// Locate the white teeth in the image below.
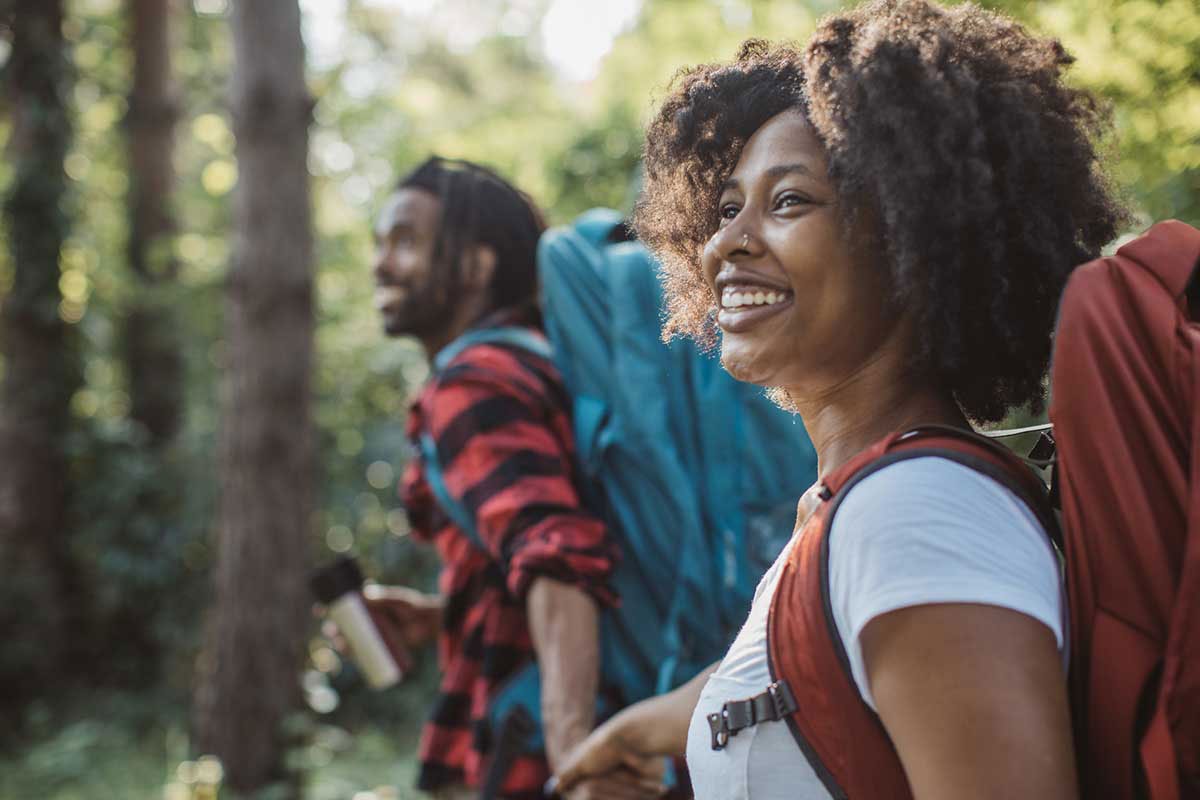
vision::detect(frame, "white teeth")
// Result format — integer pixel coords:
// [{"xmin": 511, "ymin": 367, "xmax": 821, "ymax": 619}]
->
[
  {"xmin": 375, "ymin": 286, "xmax": 406, "ymax": 307},
  {"xmin": 721, "ymin": 287, "xmax": 789, "ymax": 309}
]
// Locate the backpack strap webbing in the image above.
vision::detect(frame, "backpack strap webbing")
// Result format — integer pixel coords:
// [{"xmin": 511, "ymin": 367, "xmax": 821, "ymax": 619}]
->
[{"xmin": 432, "ymin": 326, "xmax": 553, "ymax": 372}]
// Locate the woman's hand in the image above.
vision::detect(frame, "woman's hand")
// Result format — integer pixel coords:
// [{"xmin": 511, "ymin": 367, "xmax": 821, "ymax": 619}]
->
[
  {"xmin": 553, "ymin": 660, "xmax": 718, "ymax": 796},
  {"xmin": 552, "ymin": 714, "xmax": 666, "ymax": 795}
]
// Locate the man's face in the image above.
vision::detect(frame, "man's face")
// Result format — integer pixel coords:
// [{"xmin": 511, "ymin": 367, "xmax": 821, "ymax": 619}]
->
[{"xmin": 372, "ymin": 187, "xmax": 448, "ymax": 338}]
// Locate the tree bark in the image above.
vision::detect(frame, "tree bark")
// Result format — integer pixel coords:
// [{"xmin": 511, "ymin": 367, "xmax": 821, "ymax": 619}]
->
[
  {"xmin": 0, "ymin": 0, "xmax": 82, "ymax": 715},
  {"xmin": 124, "ymin": 0, "xmax": 182, "ymax": 446},
  {"xmin": 193, "ymin": 1, "xmax": 315, "ymax": 795}
]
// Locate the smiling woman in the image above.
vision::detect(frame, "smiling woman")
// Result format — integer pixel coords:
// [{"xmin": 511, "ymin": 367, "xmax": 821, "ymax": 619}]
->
[
  {"xmin": 552, "ymin": 2, "xmax": 1130, "ymax": 799},
  {"xmin": 637, "ymin": 23, "xmax": 1127, "ymax": 422},
  {"xmin": 700, "ymin": 112, "xmax": 893, "ymax": 391}
]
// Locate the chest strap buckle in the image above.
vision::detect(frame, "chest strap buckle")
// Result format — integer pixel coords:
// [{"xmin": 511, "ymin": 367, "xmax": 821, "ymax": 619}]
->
[{"xmin": 707, "ymin": 680, "xmax": 798, "ymax": 751}]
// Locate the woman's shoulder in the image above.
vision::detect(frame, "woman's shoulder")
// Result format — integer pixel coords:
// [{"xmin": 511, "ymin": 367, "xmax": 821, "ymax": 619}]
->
[
  {"xmin": 833, "ymin": 454, "xmax": 1043, "ymax": 533},
  {"xmin": 828, "ymin": 454, "xmax": 1058, "ymax": 588},
  {"xmin": 827, "ymin": 454, "xmax": 1064, "ymax": 643},
  {"xmin": 825, "ymin": 455, "xmax": 1066, "ymax": 707}
]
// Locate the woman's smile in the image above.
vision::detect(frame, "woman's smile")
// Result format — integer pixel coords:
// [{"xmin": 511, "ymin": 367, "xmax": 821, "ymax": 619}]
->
[{"xmin": 716, "ymin": 288, "xmax": 795, "ymax": 332}]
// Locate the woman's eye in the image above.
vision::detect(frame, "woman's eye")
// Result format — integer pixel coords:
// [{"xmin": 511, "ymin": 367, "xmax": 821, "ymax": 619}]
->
[
  {"xmin": 775, "ymin": 192, "xmax": 809, "ymax": 210},
  {"xmin": 718, "ymin": 203, "xmax": 740, "ymax": 221}
]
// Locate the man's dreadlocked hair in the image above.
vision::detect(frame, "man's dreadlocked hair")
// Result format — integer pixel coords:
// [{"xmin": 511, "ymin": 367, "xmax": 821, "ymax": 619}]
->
[
  {"xmin": 399, "ymin": 156, "xmax": 546, "ymax": 317},
  {"xmin": 635, "ymin": 0, "xmax": 1130, "ymax": 423}
]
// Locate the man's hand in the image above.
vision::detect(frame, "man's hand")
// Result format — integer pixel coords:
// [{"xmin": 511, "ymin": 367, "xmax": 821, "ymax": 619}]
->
[
  {"xmin": 552, "ymin": 712, "xmax": 665, "ymax": 797},
  {"xmin": 552, "ymin": 660, "xmax": 717, "ymax": 797},
  {"xmin": 323, "ymin": 585, "xmax": 442, "ymax": 673}
]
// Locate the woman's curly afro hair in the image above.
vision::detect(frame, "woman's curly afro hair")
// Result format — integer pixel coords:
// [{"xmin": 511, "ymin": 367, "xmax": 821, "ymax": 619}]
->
[{"xmin": 635, "ymin": 0, "xmax": 1129, "ymax": 423}]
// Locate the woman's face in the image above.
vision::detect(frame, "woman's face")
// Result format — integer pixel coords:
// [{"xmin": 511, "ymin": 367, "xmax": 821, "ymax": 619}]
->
[{"xmin": 703, "ymin": 110, "xmax": 898, "ymax": 391}]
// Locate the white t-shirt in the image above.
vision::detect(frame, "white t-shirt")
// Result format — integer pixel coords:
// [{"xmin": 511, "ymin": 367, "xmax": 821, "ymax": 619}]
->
[{"xmin": 684, "ymin": 457, "xmax": 1065, "ymax": 800}]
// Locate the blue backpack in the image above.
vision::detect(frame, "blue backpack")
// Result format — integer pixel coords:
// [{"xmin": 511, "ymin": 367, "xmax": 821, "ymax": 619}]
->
[{"xmin": 420, "ymin": 209, "xmax": 817, "ymax": 756}]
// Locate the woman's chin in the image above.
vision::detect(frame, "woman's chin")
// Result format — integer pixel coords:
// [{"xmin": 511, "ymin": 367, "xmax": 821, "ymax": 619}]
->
[{"xmin": 719, "ymin": 346, "xmax": 777, "ymax": 386}]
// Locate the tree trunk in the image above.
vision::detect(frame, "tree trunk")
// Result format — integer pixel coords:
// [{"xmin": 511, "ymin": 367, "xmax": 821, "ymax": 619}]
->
[
  {"xmin": 193, "ymin": 0, "xmax": 314, "ymax": 795},
  {"xmin": 0, "ymin": 0, "xmax": 82, "ymax": 716},
  {"xmin": 124, "ymin": 0, "xmax": 182, "ymax": 446},
  {"xmin": 101, "ymin": 0, "xmax": 185, "ymax": 690}
]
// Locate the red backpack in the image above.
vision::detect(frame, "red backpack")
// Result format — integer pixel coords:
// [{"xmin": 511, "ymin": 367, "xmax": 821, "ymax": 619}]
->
[
  {"xmin": 1051, "ymin": 219, "xmax": 1200, "ymax": 800},
  {"xmin": 708, "ymin": 221, "xmax": 1200, "ymax": 798}
]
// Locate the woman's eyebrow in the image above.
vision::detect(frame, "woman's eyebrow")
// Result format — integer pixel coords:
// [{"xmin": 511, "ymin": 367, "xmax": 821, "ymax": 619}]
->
[
  {"xmin": 721, "ymin": 162, "xmax": 816, "ymax": 194},
  {"xmin": 764, "ymin": 163, "xmax": 815, "ymax": 181}
]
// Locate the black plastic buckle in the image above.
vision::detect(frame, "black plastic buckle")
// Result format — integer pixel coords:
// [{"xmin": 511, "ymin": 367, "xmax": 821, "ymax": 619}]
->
[
  {"xmin": 767, "ymin": 680, "xmax": 798, "ymax": 718},
  {"xmin": 707, "ymin": 710, "xmax": 730, "ymax": 750},
  {"xmin": 708, "ymin": 681, "xmax": 798, "ymax": 751},
  {"xmin": 1028, "ymin": 430, "xmax": 1056, "ymax": 463}
]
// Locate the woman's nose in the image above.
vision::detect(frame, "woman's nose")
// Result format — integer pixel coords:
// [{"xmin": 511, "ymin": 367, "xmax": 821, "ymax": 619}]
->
[{"xmin": 711, "ymin": 221, "xmax": 756, "ymax": 263}]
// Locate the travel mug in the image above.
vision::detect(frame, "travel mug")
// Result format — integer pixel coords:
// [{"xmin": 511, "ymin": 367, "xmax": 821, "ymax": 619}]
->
[{"xmin": 310, "ymin": 557, "xmax": 402, "ymax": 689}]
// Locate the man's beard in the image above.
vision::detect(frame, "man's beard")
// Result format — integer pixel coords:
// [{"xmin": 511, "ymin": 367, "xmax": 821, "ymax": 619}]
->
[{"xmin": 379, "ymin": 280, "xmax": 451, "ymax": 339}]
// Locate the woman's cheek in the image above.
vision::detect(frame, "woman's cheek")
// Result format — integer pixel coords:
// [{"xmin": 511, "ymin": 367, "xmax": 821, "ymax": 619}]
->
[{"xmin": 700, "ymin": 237, "xmax": 722, "ymax": 291}]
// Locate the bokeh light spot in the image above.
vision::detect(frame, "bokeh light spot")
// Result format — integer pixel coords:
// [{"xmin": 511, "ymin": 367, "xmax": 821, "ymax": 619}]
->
[
  {"xmin": 194, "ymin": 0, "xmax": 229, "ymax": 16},
  {"xmin": 178, "ymin": 233, "xmax": 209, "ymax": 263},
  {"xmin": 195, "ymin": 755, "xmax": 224, "ymax": 785},
  {"xmin": 366, "ymin": 460, "xmax": 394, "ymax": 489},
  {"xmin": 176, "ymin": 761, "xmax": 197, "ymax": 784},
  {"xmin": 59, "ymin": 299, "xmax": 86, "ymax": 324},
  {"xmin": 60, "ymin": 269, "xmax": 90, "ymax": 303},
  {"xmin": 201, "ymin": 160, "xmax": 238, "ymax": 196},
  {"xmin": 386, "ymin": 509, "xmax": 410, "ymax": 538},
  {"xmin": 64, "ymin": 153, "xmax": 91, "ymax": 181},
  {"xmin": 71, "ymin": 389, "xmax": 100, "ymax": 418},
  {"xmin": 311, "ymin": 645, "xmax": 340, "ymax": 674},
  {"xmin": 193, "ymin": 113, "xmax": 233, "ymax": 152},
  {"xmin": 326, "ymin": 524, "xmax": 354, "ymax": 552}
]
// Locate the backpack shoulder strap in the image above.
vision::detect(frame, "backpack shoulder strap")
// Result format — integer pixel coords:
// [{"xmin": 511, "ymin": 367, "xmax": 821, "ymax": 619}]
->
[
  {"xmin": 432, "ymin": 326, "xmax": 553, "ymax": 373},
  {"xmin": 862, "ymin": 425, "xmax": 1059, "ymax": 540},
  {"xmin": 765, "ymin": 427, "xmax": 1060, "ymax": 800}
]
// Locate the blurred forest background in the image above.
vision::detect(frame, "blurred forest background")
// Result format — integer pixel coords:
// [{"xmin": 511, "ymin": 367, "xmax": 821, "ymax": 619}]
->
[{"xmin": 0, "ymin": 0, "xmax": 1196, "ymax": 798}]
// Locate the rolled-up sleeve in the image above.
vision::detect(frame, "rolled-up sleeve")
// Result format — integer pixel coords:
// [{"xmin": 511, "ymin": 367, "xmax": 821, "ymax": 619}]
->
[{"xmin": 423, "ymin": 356, "xmax": 618, "ymax": 606}]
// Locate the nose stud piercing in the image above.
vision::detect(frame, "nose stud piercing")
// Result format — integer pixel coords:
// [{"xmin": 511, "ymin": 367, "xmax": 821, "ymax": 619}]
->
[{"xmin": 741, "ymin": 234, "xmax": 750, "ymax": 250}]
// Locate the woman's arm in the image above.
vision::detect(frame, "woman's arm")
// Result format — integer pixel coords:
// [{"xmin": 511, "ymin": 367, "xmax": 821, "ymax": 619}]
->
[
  {"xmin": 862, "ymin": 603, "xmax": 1077, "ymax": 800},
  {"xmin": 552, "ymin": 660, "xmax": 719, "ymax": 792}
]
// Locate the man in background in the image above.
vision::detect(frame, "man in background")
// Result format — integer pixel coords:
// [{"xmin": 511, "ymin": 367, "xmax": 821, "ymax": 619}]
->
[{"xmin": 362, "ymin": 157, "xmax": 653, "ymax": 800}]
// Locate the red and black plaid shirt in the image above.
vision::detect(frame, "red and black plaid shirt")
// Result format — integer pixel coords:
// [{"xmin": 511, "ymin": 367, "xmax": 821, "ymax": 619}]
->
[{"xmin": 402, "ymin": 313, "xmax": 617, "ymax": 797}]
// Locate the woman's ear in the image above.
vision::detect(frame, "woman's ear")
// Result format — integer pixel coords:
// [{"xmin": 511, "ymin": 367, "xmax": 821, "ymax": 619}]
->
[{"xmin": 462, "ymin": 244, "xmax": 497, "ymax": 292}]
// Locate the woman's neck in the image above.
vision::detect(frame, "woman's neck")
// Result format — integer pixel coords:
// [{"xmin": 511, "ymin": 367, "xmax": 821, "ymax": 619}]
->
[{"xmin": 784, "ymin": 343, "xmax": 970, "ymax": 478}]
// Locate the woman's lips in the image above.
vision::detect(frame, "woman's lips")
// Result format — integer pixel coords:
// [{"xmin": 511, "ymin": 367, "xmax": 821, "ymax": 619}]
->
[{"xmin": 716, "ymin": 293, "xmax": 794, "ymax": 333}]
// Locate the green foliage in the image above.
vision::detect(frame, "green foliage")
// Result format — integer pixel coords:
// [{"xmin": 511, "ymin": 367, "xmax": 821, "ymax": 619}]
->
[
  {"xmin": 0, "ymin": 688, "xmax": 188, "ymax": 800},
  {"xmin": 2, "ymin": 0, "xmax": 1196, "ymax": 795},
  {"xmin": 1024, "ymin": 0, "xmax": 1200, "ymax": 224},
  {"xmin": 0, "ymin": 687, "xmax": 426, "ymax": 800},
  {"xmin": 66, "ymin": 414, "xmax": 213, "ymax": 688}
]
